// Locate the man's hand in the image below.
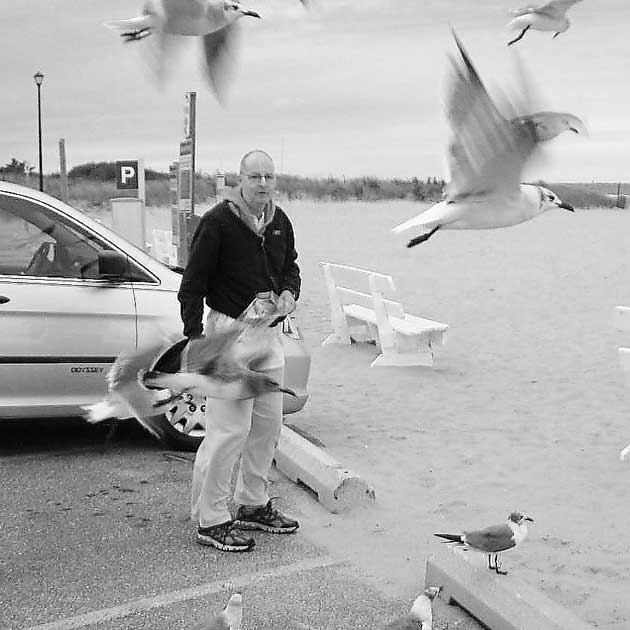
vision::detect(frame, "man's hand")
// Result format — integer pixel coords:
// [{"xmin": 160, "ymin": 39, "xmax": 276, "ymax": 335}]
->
[{"xmin": 276, "ymin": 289, "xmax": 296, "ymax": 316}]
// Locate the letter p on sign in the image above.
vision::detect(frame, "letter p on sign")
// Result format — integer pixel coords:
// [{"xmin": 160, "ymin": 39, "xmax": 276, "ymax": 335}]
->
[{"xmin": 116, "ymin": 160, "xmax": 139, "ymax": 189}]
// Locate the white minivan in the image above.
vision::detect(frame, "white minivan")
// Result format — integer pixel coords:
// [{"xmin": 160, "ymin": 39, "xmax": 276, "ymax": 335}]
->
[{"xmin": 0, "ymin": 181, "xmax": 310, "ymax": 450}]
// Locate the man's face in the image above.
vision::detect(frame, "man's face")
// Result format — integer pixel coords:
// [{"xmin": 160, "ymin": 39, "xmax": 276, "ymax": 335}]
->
[{"xmin": 240, "ymin": 153, "xmax": 276, "ymax": 208}]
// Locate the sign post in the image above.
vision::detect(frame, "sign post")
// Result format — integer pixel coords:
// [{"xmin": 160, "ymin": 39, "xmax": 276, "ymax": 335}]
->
[{"xmin": 111, "ymin": 159, "xmax": 147, "ymax": 250}]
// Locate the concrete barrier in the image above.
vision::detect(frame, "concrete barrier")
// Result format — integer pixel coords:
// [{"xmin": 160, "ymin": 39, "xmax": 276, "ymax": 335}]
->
[
  {"xmin": 274, "ymin": 425, "xmax": 375, "ymax": 513},
  {"xmin": 425, "ymin": 545, "xmax": 594, "ymax": 630}
]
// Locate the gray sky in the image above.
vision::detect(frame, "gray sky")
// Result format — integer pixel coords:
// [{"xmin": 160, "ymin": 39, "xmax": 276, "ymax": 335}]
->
[{"xmin": 2, "ymin": 0, "xmax": 627, "ymax": 180}]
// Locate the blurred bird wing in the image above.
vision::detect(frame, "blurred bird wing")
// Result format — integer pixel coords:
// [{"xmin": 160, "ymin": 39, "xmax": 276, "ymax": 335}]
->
[
  {"xmin": 108, "ymin": 338, "xmax": 176, "ymax": 392},
  {"xmin": 184, "ymin": 326, "xmax": 246, "ymax": 374},
  {"xmin": 140, "ymin": 29, "xmax": 189, "ymax": 85},
  {"xmin": 201, "ymin": 23, "xmax": 240, "ymax": 105},
  {"xmin": 161, "ymin": 0, "xmax": 207, "ymax": 20},
  {"xmin": 509, "ymin": 4, "xmax": 538, "ymax": 16},
  {"xmin": 445, "ymin": 31, "xmax": 536, "ymax": 199},
  {"xmin": 536, "ymin": 0, "xmax": 582, "ymax": 18}
]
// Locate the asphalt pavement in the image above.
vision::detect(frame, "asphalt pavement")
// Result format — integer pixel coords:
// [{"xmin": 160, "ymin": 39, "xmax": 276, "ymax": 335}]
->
[{"xmin": 1, "ymin": 419, "xmax": 480, "ymax": 630}]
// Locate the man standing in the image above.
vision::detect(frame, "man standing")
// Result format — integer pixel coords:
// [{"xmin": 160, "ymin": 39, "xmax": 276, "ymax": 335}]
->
[{"xmin": 178, "ymin": 149, "xmax": 301, "ymax": 552}]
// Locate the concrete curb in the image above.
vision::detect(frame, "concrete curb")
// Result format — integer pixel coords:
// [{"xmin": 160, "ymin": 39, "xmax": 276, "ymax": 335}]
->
[
  {"xmin": 425, "ymin": 546, "xmax": 594, "ymax": 630},
  {"xmin": 274, "ymin": 425, "xmax": 376, "ymax": 513}
]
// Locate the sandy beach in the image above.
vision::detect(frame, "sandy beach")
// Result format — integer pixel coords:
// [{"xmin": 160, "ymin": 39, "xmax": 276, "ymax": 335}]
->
[
  {"xmin": 106, "ymin": 198, "xmax": 629, "ymax": 627},
  {"xmin": 281, "ymin": 200, "xmax": 629, "ymax": 629}
]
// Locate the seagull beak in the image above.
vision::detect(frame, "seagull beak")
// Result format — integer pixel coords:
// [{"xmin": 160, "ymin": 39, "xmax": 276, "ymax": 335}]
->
[
  {"xmin": 525, "ymin": 516, "xmax": 534, "ymax": 522},
  {"xmin": 558, "ymin": 202, "xmax": 574, "ymax": 212},
  {"xmin": 242, "ymin": 9, "xmax": 260, "ymax": 17},
  {"xmin": 569, "ymin": 126, "xmax": 580, "ymax": 134}
]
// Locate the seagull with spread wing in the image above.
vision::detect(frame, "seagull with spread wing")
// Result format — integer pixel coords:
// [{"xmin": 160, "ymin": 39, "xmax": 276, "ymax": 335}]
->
[
  {"xmin": 104, "ymin": 0, "xmax": 262, "ymax": 102},
  {"xmin": 435, "ymin": 511, "xmax": 534, "ymax": 575},
  {"xmin": 83, "ymin": 313, "xmax": 293, "ymax": 438},
  {"xmin": 507, "ymin": 0, "xmax": 584, "ymax": 46},
  {"xmin": 142, "ymin": 316, "xmax": 296, "ymax": 400},
  {"xmin": 392, "ymin": 30, "xmax": 582, "ymax": 248}
]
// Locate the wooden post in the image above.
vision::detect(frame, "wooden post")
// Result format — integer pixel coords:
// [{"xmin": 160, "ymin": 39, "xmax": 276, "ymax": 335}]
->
[{"xmin": 58, "ymin": 138, "xmax": 69, "ymax": 203}]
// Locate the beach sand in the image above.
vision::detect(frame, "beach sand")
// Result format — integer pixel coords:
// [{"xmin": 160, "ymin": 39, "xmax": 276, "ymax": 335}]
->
[
  {"xmin": 279, "ymin": 200, "xmax": 630, "ymax": 629},
  {"xmin": 112, "ymin": 199, "xmax": 629, "ymax": 627}
]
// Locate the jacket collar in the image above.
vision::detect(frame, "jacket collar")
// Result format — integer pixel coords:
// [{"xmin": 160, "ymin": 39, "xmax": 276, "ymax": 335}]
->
[{"xmin": 223, "ymin": 186, "xmax": 276, "ymax": 235}]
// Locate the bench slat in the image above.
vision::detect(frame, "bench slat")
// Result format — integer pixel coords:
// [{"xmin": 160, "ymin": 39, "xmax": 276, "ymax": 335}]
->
[{"xmin": 344, "ymin": 303, "xmax": 447, "ymax": 334}]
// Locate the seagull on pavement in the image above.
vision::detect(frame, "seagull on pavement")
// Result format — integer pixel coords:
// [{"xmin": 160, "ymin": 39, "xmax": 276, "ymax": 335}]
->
[
  {"xmin": 507, "ymin": 0, "xmax": 584, "ymax": 46},
  {"xmin": 104, "ymin": 0, "xmax": 262, "ymax": 102},
  {"xmin": 392, "ymin": 30, "xmax": 581, "ymax": 248},
  {"xmin": 434, "ymin": 511, "xmax": 533, "ymax": 575},
  {"xmin": 382, "ymin": 587, "xmax": 442, "ymax": 630},
  {"xmin": 191, "ymin": 593, "xmax": 243, "ymax": 630}
]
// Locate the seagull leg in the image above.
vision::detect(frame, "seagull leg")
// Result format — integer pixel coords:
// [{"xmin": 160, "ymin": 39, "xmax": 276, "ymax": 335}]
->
[
  {"xmin": 121, "ymin": 28, "xmax": 152, "ymax": 42},
  {"xmin": 407, "ymin": 225, "xmax": 441, "ymax": 248},
  {"xmin": 487, "ymin": 554, "xmax": 493, "ymax": 570},
  {"xmin": 552, "ymin": 31, "xmax": 560, "ymax": 38},
  {"xmin": 494, "ymin": 554, "xmax": 508, "ymax": 575},
  {"xmin": 507, "ymin": 25, "xmax": 530, "ymax": 46}
]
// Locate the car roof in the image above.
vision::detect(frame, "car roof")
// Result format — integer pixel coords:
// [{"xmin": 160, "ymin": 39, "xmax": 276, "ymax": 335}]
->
[{"xmin": 0, "ymin": 180, "xmax": 181, "ymax": 285}]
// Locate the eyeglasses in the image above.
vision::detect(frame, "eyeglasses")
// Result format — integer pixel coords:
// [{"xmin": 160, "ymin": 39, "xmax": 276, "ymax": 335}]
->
[{"xmin": 245, "ymin": 173, "xmax": 276, "ymax": 182}]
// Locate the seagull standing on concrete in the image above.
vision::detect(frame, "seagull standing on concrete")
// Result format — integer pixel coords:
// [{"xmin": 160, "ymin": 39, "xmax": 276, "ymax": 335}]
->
[
  {"xmin": 507, "ymin": 0, "xmax": 584, "ymax": 46},
  {"xmin": 104, "ymin": 0, "xmax": 261, "ymax": 102},
  {"xmin": 392, "ymin": 30, "xmax": 581, "ymax": 248},
  {"xmin": 191, "ymin": 593, "xmax": 243, "ymax": 630},
  {"xmin": 434, "ymin": 511, "xmax": 534, "ymax": 575},
  {"xmin": 382, "ymin": 587, "xmax": 442, "ymax": 630}
]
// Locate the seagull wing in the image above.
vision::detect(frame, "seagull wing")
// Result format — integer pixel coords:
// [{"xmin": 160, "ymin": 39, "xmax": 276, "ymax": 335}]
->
[
  {"xmin": 536, "ymin": 0, "xmax": 583, "ymax": 18},
  {"xmin": 201, "ymin": 23, "xmax": 240, "ymax": 105},
  {"xmin": 464, "ymin": 523, "xmax": 516, "ymax": 552},
  {"xmin": 161, "ymin": 0, "xmax": 207, "ymax": 21},
  {"xmin": 509, "ymin": 4, "xmax": 538, "ymax": 17},
  {"xmin": 445, "ymin": 31, "xmax": 537, "ymax": 200}
]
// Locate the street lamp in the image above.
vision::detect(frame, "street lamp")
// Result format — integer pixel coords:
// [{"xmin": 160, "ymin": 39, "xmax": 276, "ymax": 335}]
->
[{"xmin": 33, "ymin": 71, "xmax": 44, "ymax": 192}]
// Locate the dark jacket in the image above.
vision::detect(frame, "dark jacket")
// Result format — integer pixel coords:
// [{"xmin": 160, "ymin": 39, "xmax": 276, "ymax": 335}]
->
[{"xmin": 177, "ymin": 197, "xmax": 301, "ymax": 338}]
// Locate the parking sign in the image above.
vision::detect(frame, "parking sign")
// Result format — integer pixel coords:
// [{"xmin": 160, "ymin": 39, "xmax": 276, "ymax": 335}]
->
[{"xmin": 116, "ymin": 160, "xmax": 139, "ymax": 189}]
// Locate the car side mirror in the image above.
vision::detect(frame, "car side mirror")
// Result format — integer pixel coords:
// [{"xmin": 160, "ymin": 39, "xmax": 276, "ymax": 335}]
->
[{"xmin": 98, "ymin": 250, "xmax": 128, "ymax": 280}]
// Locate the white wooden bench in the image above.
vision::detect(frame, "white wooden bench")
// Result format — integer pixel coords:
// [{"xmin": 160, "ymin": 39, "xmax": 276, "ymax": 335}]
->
[
  {"xmin": 615, "ymin": 306, "xmax": 630, "ymax": 461},
  {"xmin": 616, "ymin": 306, "xmax": 630, "ymax": 373},
  {"xmin": 320, "ymin": 262, "xmax": 448, "ymax": 367}
]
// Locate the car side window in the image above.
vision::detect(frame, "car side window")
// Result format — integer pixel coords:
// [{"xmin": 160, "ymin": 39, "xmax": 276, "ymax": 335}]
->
[{"xmin": 0, "ymin": 193, "xmax": 154, "ymax": 282}]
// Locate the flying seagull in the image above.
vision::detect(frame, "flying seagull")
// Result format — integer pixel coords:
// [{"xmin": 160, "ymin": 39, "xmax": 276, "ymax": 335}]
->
[
  {"xmin": 392, "ymin": 30, "xmax": 582, "ymax": 248},
  {"xmin": 191, "ymin": 593, "xmax": 243, "ymax": 630},
  {"xmin": 142, "ymin": 317, "xmax": 296, "ymax": 400},
  {"xmin": 434, "ymin": 511, "xmax": 533, "ymax": 575},
  {"xmin": 382, "ymin": 587, "xmax": 442, "ymax": 630},
  {"xmin": 83, "ymin": 314, "xmax": 294, "ymax": 438},
  {"xmin": 507, "ymin": 0, "xmax": 584, "ymax": 46},
  {"xmin": 104, "ymin": 0, "xmax": 262, "ymax": 102}
]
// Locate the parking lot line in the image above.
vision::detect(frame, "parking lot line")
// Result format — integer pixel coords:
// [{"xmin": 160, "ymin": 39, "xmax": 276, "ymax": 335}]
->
[{"xmin": 23, "ymin": 556, "xmax": 344, "ymax": 630}]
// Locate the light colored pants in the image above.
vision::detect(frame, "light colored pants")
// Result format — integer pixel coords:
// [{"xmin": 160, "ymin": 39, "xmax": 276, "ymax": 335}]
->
[{"xmin": 191, "ymin": 309, "xmax": 285, "ymax": 528}]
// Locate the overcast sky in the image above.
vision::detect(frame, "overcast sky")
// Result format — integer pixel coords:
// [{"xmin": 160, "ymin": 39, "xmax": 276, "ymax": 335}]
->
[{"xmin": 2, "ymin": 0, "xmax": 628, "ymax": 180}]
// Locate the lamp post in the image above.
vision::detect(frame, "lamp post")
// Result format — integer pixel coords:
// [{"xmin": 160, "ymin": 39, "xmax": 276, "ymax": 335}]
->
[{"xmin": 33, "ymin": 71, "xmax": 44, "ymax": 192}]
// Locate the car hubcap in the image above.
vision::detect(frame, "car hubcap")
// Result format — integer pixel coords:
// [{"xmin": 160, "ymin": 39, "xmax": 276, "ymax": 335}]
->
[{"xmin": 163, "ymin": 392, "xmax": 206, "ymax": 439}]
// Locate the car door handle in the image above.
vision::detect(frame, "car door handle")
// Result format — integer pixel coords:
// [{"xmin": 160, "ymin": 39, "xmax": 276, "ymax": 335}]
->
[{"xmin": 0, "ymin": 295, "xmax": 10, "ymax": 304}]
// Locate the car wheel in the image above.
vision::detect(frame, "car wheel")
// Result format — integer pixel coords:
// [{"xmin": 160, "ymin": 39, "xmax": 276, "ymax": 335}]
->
[{"xmin": 147, "ymin": 392, "xmax": 206, "ymax": 452}]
